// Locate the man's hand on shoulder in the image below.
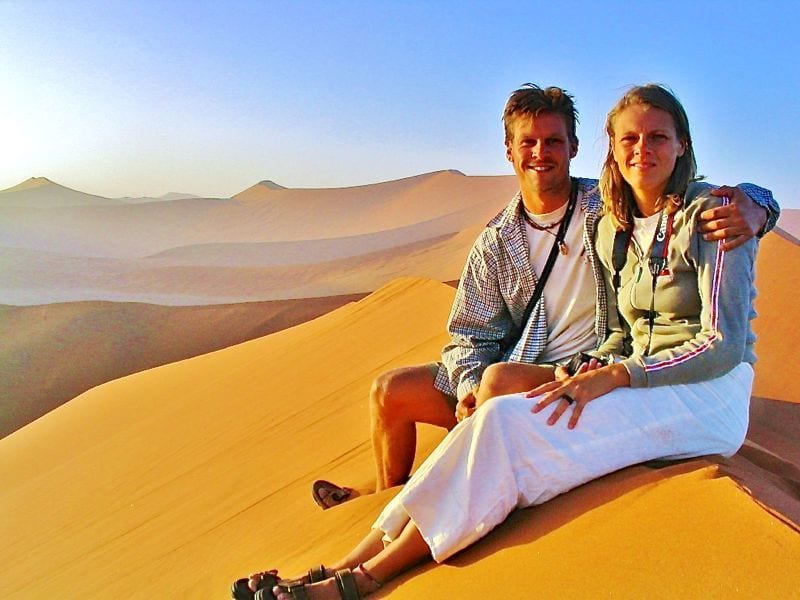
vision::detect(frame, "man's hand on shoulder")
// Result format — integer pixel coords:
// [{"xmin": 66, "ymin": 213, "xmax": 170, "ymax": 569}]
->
[{"xmin": 698, "ymin": 185, "xmax": 767, "ymax": 251}]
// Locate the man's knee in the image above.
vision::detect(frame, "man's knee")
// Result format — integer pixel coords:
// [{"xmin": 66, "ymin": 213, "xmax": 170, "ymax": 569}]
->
[
  {"xmin": 370, "ymin": 365, "xmax": 440, "ymax": 424},
  {"xmin": 478, "ymin": 363, "xmax": 514, "ymax": 401},
  {"xmin": 478, "ymin": 362, "xmax": 553, "ymax": 404},
  {"xmin": 370, "ymin": 368, "xmax": 414, "ymax": 419},
  {"xmin": 370, "ymin": 370, "xmax": 392, "ymax": 415}
]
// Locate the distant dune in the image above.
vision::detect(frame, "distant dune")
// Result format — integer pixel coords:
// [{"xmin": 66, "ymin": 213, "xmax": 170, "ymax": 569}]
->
[
  {"xmin": 0, "ymin": 171, "xmax": 516, "ymax": 304},
  {"xmin": 0, "ymin": 177, "xmax": 120, "ymax": 207},
  {"xmin": 777, "ymin": 208, "xmax": 800, "ymax": 242},
  {"xmin": 1, "ymin": 278, "xmax": 797, "ymax": 599},
  {"xmin": 0, "ymin": 293, "xmax": 365, "ymax": 437}
]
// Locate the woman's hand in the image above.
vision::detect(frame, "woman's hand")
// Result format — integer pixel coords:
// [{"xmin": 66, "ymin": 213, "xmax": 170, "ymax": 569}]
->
[{"xmin": 528, "ymin": 363, "xmax": 631, "ymax": 429}]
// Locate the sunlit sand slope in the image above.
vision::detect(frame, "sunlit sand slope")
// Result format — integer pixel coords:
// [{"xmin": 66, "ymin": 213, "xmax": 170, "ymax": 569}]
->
[
  {"xmin": 0, "ymin": 293, "xmax": 366, "ymax": 437},
  {"xmin": 751, "ymin": 232, "xmax": 800, "ymax": 402},
  {"xmin": 1, "ymin": 278, "xmax": 798, "ymax": 599}
]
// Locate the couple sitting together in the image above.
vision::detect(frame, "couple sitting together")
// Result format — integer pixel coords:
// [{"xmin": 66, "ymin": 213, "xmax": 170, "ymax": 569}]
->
[{"xmin": 232, "ymin": 82, "xmax": 779, "ymax": 600}]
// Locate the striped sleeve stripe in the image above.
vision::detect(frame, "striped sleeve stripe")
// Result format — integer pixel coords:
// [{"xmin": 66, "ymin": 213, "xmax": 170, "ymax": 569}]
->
[{"xmin": 645, "ymin": 197, "xmax": 729, "ymax": 373}]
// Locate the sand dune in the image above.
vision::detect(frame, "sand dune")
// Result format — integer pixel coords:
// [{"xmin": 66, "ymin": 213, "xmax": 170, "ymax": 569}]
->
[
  {"xmin": 0, "ymin": 293, "xmax": 366, "ymax": 438},
  {"xmin": 777, "ymin": 208, "xmax": 800, "ymax": 242},
  {"xmin": 0, "ymin": 225, "xmax": 482, "ymax": 305},
  {"xmin": 232, "ymin": 171, "xmax": 518, "ymax": 236},
  {"xmin": 0, "ymin": 171, "xmax": 515, "ymax": 259},
  {"xmin": 2, "ymin": 173, "xmax": 798, "ymax": 597},
  {"xmin": 750, "ymin": 233, "xmax": 800, "ymax": 402},
  {"xmin": 0, "ymin": 171, "xmax": 515, "ymax": 306},
  {"xmin": 1, "ymin": 278, "xmax": 798, "ymax": 599},
  {"xmin": 0, "ymin": 177, "xmax": 120, "ymax": 207}
]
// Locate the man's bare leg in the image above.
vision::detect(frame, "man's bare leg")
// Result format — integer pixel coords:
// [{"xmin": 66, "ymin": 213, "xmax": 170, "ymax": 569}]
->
[
  {"xmin": 370, "ymin": 365, "xmax": 456, "ymax": 491},
  {"xmin": 474, "ymin": 362, "xmax": 556, "ymax": 407}
]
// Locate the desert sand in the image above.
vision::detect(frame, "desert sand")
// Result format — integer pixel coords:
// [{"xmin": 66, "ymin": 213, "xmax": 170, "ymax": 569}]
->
[
  {"xmin": 2, "ymin": 268, "xmax": 799, "ymax": 598},
  {"xmin": 1, "ymin": 175, "xmax": 798, "ymax": 598}
]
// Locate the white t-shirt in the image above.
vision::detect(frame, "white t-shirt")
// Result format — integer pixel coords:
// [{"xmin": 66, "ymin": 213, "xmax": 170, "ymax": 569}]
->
[
  {"xmin": 632, "ymin": 212, "xmax": 662, "ymax": 255},
  {"xmin": 523, "ymin": 197, "xmax": 597, "ymax": 363}
]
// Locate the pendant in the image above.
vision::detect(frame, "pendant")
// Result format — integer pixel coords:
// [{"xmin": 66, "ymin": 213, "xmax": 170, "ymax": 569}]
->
[{"xmin": 559, "ymin": 241, "xmax": 569, "ymax": 255}]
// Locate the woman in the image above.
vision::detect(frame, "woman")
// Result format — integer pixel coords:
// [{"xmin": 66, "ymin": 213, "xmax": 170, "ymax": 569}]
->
[{"xmin": 232, "ymin": 84, "xmax": 758, "ymax": 600}]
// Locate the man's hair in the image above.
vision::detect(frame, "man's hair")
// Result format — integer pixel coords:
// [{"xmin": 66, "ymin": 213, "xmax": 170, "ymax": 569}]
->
[
  {"xmin": 599, "ymin": 83, "xmax": 698, "ymax": 230},
  {"xmin": 502, "ymin": 84, "xmax": 579, "ymax": 145}
]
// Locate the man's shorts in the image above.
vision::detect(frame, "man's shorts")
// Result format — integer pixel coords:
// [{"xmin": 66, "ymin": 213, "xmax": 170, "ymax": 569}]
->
[{"xmin": 425, "ymin": 361, "xmax": 458, "ymax": 409}]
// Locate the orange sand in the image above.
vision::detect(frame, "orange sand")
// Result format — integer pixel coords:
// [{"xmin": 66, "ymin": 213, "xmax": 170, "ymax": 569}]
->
[{"xmin": 1, "ymin": 277, "xmax": 798, "ymax": 599}]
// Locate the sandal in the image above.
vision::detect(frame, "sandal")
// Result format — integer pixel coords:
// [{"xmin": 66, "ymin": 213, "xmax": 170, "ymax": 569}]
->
[
  {"xmin": 311, "ymin": 480, "xmax": 353, "ymax": 510},
  {"xmin": 255, "ymin": 569, "xmax": 361, "ymax": 600},
  {"xmin": 232, "ymin": 566, "xmax": 326, "ymax": 600},
  {"xmin": 333, "ymin": 569, "xmax": 362, "ymax": 600},
  {"xmin": 231, "ymin": 570, "xmax": 280, "ymax": 600},
  {"xmin": 266, "ymin": 567, "xmax": 376, "ymax": 600}
]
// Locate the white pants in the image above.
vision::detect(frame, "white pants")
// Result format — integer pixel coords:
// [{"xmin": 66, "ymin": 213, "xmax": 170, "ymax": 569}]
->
[{"xmin": 374, "ymin": 363, "xmax": 753, "ymax": 562}]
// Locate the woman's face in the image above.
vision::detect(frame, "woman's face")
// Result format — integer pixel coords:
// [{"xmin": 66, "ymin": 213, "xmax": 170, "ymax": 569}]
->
[{"xmin": 612, "ymin": 103, "xmax": 686, "ymax": 207}]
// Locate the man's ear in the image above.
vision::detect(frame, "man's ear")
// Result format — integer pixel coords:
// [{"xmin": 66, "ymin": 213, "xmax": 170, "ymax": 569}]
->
[
  {"xmin": 570, "ymin": 139, "xmax": 579, "ymax": 159},
  {"xmin": 505, "ymin": 141, "xmax": 513, "ymax": 162}
]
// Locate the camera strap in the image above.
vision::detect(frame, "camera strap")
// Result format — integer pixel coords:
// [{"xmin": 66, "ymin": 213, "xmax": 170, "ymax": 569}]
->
[{"xmin": 611, "ymin": 209, "xmax": 675, "ymax": 356}]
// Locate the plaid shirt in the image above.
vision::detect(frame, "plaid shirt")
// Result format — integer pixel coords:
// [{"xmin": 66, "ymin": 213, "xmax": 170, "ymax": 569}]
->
[
  {"xmin": 433, "ymin": 179, "xmax": 779, "ymax": 401},
  {"xmin": 434, "ymin": 178, "xmax": 606, "ymax": 400}
]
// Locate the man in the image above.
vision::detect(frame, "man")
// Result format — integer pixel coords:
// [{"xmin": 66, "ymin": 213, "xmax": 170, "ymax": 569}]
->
[{"xmin": 312, "ymin": 84, "xmax": 778, "ymax": 509}]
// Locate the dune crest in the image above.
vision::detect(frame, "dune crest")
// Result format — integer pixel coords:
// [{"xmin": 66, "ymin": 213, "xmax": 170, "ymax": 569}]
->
[{"xmin": 0, "ymin": 177, "xmax": 118, "ymax": 207}]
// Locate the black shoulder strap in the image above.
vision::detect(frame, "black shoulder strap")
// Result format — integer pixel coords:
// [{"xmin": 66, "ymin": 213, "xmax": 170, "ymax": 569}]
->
[
  {"xmin": 611, "ymin": 227, "xmax": 631, "ymax": 292},
  {"xmin": 610, "ymin": 227, "xmax": 633, "ymax": 354},
  {"xmin": 514, "ymin": 178, "xmax": 579, "ymax": 343}
]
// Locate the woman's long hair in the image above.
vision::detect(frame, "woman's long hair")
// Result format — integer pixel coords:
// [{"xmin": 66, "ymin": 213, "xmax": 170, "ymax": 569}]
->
[{"xmin": 599, "ymin": 84, "xmax": 698, "ymax": 231}]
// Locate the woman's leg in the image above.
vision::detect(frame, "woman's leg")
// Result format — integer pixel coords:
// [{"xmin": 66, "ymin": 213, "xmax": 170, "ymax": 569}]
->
[
  {"xmin": 273, "ymin": 522, "xmax": 431, "ymax": 599},
  {"xmin": 248, "ymin": 529, "xmax": 386, "ymax": 591},
  {"xmin": 374, "ymin": 363, "xmax": 753, "ymax": 563},
  {"xmin": 361, "ymin": 520, "xmax": 431, "ymax": 584}
]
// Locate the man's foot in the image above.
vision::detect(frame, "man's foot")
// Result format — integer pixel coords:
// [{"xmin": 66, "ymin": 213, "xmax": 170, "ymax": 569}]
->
[{"xmin": 311, "ymin": 480, "xmax": 355, "ymax": 510}]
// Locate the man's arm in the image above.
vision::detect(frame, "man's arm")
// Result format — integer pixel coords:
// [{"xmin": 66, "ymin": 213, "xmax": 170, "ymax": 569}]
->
[
  {"xmin": 441, "ymin": 232, "xmax": 514, "ymax": 401},
  {"xmin": 699, "ymin": 183, "xmax": 780, "ymax": 251}
]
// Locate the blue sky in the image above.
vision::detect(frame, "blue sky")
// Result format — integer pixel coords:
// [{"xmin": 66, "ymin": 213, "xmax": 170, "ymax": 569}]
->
[{"xmin": 1, "ymin": 1, "xmax": 798, "ymax": 207}]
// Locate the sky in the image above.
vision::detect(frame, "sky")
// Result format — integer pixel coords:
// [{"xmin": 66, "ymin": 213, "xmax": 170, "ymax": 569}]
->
[{"xmin": 1, "ymin": 0, "xmax": 798, "ymax": 207}]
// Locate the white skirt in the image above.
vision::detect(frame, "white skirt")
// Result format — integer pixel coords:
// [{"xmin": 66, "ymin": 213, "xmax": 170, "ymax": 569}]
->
[{"xmin": 373, "ymin": 363, "xmax": 753, "ymax": 562}]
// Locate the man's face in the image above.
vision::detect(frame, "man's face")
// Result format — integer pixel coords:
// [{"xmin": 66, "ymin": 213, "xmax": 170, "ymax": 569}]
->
[{"xmin": 505, "ymin": 112, "xmax": 577, "ymax": 197}]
